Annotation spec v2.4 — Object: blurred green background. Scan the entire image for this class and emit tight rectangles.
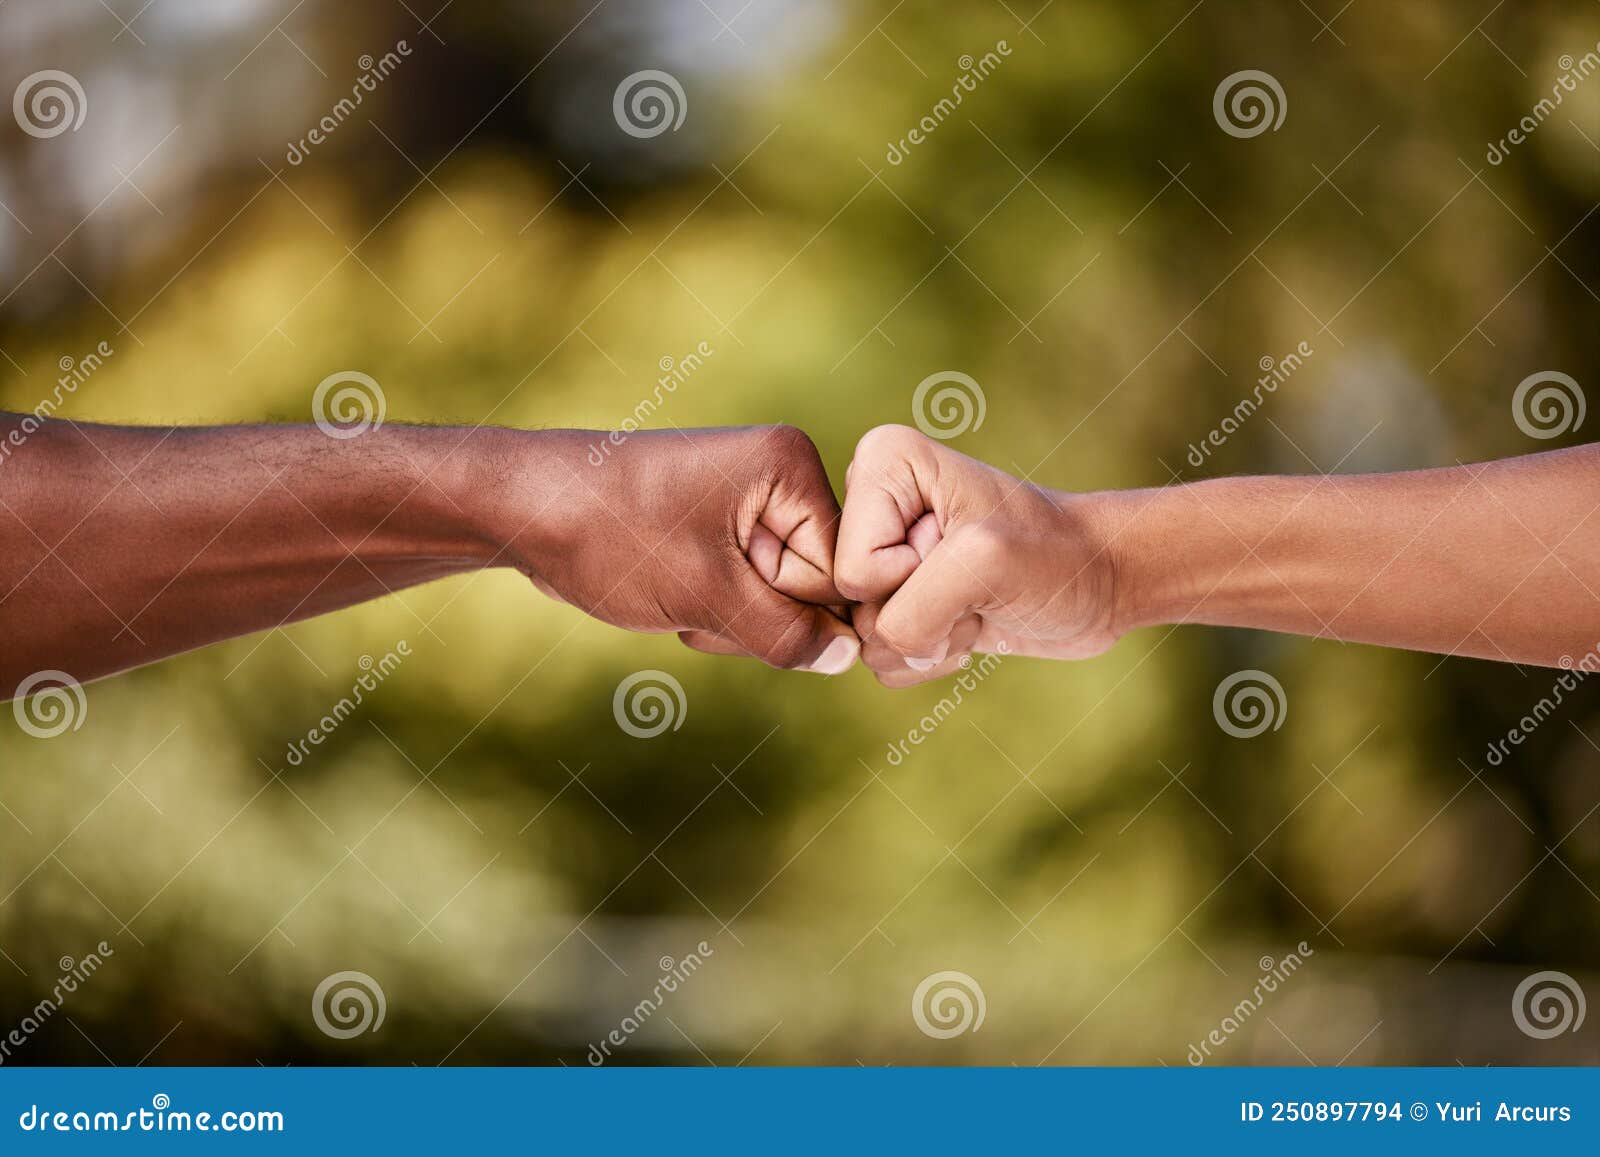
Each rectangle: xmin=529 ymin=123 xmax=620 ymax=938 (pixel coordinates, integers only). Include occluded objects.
xmin=1 ymin=0 xmax=1598 ymax=1066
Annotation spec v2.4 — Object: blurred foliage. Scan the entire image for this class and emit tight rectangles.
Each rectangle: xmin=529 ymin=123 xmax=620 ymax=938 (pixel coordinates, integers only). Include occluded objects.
xmin=1 ymin=0 xmax=1598 ymax=1066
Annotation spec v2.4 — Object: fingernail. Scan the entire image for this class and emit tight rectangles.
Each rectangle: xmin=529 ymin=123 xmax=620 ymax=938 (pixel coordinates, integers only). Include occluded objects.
xmin=808 ymin=635 xmax=859 ymax=676
xmin=904 ymin=640 xmax=948 ymax=671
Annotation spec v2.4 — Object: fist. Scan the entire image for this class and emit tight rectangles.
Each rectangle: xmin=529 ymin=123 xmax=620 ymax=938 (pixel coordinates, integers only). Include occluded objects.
xmin=835 ymin=424 xmax=1119 ymax=686
xmin=496 ymin=424 xmax=859 ymax=674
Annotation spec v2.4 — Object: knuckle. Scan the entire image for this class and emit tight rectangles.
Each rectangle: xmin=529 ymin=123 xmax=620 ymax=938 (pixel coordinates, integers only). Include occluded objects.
xmin=857 ymin=640 xmax=905 ymax=684
xmin=853 ymin=423 xmax=922 ymax=463
xmin=760 ymin=423 xmax=820 ymax=465
xmin=859 ymin=632 xmax=897 ymax=671
xmin=870 ymin=614 xmax=922 ymax=659
xmin=833 ymin=553 xmax=876 ymax=602
xmin=950 ymin=521 xmax=1008 ymax=569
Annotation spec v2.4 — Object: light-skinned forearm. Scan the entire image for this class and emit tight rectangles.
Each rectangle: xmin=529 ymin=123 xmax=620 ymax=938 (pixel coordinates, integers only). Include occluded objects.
xmin=0 ymin=415 xmax=520 ymax=688
xmin=1093 ymin=444 xmax=1600 ymax=666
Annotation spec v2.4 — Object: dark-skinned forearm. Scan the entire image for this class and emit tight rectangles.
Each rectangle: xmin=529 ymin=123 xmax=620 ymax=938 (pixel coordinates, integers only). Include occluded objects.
xmin=0 ymin=415 xmax=521 ymax=689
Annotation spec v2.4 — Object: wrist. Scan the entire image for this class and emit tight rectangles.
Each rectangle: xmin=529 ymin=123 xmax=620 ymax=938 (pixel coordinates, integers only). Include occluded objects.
xmin=1034 ymin=484 xmax=1135 ymax=644
xmin=463 ymin=427 xmax=596 ymax=579
xmin=361 ymin=425 xmax=512 ymax=576
xmin=1065 ymin=484 xmax=1206 ymax=638
xmin=409 ymin=426 xmax=542 ymax=572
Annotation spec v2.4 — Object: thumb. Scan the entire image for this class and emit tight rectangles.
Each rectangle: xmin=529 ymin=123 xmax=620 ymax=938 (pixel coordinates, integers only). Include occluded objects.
xmin=872 ymin=527 xmax=995 ymax=666
xmin=723 ymin=571 xmax=860 ymax=674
